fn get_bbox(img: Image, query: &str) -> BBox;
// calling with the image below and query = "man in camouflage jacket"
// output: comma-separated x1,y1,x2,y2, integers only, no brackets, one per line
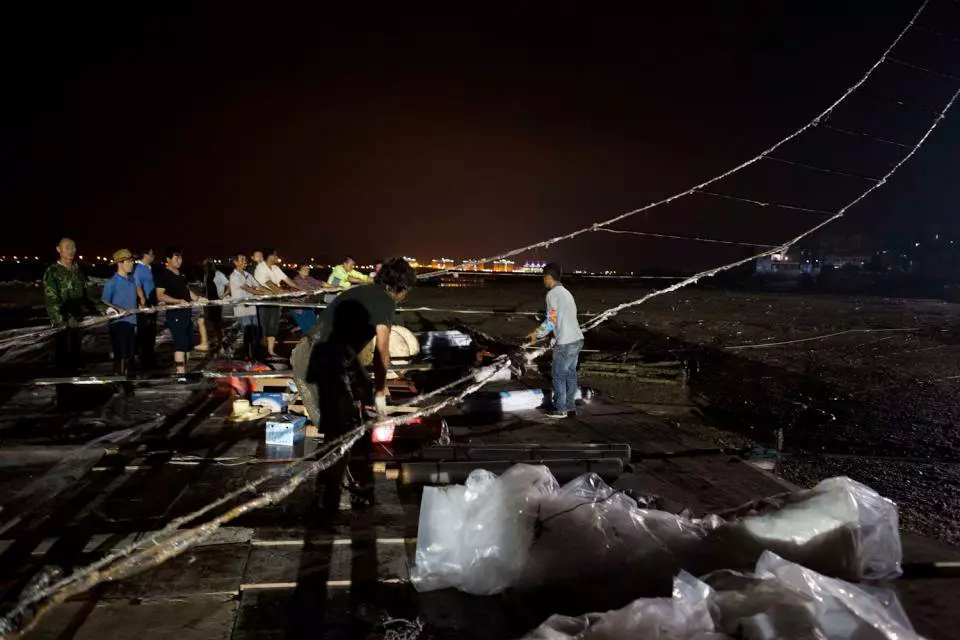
43,238,107,374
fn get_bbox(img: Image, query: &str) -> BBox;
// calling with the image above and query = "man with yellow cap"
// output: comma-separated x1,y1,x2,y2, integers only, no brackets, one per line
101,249,139,381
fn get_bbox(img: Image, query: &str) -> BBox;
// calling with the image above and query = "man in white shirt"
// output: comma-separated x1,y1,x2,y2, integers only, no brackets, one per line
229,253,268,360
254,248,302,358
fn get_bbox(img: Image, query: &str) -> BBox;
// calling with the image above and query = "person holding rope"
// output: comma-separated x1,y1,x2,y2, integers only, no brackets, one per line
527,262,584,419
133,246,158,369
43,238,110,407
291,264,337,334
229,253,270,361
197,258,230,353
292,257,416,510
254,248,302,360
155,246,206,377
324,255,369,303
101,249,139,387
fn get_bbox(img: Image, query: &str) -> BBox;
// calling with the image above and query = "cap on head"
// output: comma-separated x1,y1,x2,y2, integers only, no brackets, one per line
112,248,133,263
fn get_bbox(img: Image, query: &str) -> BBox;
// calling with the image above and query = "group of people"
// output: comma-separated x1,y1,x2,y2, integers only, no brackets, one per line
42,238,385,379
42,237,585,507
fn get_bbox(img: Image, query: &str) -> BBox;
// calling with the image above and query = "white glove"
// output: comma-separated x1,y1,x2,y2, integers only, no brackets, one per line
104,307,119,318
374,393,388,417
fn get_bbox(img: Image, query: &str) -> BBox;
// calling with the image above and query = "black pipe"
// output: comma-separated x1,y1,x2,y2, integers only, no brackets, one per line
417,444,631,462
399,458,624,485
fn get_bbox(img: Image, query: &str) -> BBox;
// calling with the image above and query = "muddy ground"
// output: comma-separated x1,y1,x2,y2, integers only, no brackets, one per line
3,278,959,544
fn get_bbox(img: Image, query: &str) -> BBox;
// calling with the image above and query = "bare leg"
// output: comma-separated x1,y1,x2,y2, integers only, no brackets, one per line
196,318,210,351
174,351,187,374
266,336,277,356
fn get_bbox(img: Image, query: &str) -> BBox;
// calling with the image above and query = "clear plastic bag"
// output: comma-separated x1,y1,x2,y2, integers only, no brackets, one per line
710,476,902,581
520,552,922,640
521,572,722,640
705,551,921,640
411,466,903,603
410,463,558,594
518,473,713,601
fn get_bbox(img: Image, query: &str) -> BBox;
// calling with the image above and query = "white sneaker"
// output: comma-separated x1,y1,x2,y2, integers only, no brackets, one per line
544,411,568,419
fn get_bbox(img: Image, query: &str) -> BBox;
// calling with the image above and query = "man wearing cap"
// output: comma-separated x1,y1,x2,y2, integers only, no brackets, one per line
102,249,139,382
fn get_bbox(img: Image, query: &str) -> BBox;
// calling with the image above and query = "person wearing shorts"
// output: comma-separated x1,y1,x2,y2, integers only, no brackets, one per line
254,248,301,359
155,246,206,375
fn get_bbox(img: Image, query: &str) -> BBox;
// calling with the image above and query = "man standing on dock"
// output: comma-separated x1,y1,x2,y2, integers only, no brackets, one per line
528,262,584,419
254,248,302,359
134,246,158,369
292,258,416,510
43,238,109,407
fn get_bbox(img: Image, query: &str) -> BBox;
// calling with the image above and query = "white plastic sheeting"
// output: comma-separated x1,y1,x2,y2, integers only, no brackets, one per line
409,464,558,595
410,465,902,599
520,551,923,640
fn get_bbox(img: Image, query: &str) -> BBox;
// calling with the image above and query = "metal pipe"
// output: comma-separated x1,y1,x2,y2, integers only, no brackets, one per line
417,444,631,462
399,458,624,485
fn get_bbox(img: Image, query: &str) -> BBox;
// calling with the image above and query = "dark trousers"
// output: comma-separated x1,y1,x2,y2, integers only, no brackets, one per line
311,345,374,510
238,315,261,360
55,324,82,409
55,325,82,372
109,322,137,362
136,312,157,368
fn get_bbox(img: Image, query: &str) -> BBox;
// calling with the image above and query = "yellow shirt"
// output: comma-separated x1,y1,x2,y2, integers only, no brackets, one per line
327,264,368,291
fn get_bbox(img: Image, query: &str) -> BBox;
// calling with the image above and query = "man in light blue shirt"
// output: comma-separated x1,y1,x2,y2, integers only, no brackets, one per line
528,262,584,419
133,246,157,368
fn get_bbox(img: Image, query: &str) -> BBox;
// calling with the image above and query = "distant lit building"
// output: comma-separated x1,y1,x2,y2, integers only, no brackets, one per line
491,259,515,273
429,258,456,270
516,261,545,273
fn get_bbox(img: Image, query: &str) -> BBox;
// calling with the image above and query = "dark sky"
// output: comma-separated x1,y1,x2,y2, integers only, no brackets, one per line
2,1,958,272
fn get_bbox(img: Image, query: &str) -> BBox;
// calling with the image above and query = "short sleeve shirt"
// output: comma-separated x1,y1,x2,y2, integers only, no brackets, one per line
327,264,368,290
229,269,258,318
101,273,138,325
155,267,191,302
134,262,156,302
315,284,396,354
255,262,286,287
213,270,229,297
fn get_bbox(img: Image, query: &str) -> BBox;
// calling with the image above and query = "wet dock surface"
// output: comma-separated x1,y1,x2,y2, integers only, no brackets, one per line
0,329,958,638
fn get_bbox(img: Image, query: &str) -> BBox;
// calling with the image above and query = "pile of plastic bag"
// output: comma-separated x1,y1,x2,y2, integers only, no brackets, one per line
410,464,902,601
521,551,923,640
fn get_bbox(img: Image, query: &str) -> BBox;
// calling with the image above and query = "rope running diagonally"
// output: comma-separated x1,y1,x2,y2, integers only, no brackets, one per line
415,0,933,280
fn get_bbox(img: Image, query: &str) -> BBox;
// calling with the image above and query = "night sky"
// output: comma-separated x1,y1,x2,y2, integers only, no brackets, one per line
2,1,958,272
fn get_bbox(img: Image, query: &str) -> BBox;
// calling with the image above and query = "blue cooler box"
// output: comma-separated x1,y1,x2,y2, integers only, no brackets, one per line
265,414,308,446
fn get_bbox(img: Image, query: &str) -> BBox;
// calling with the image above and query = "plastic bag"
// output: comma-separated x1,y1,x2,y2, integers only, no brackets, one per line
710,476,902,581
519,473,902,603
410,463,558,594
520,552,921,640
411,465,903,603
521,572,722,640
705,551,921,640
518,473,713,602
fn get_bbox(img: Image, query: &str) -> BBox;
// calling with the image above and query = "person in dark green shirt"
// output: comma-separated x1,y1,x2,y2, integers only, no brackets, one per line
292,257,415,511
43,238,108,374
